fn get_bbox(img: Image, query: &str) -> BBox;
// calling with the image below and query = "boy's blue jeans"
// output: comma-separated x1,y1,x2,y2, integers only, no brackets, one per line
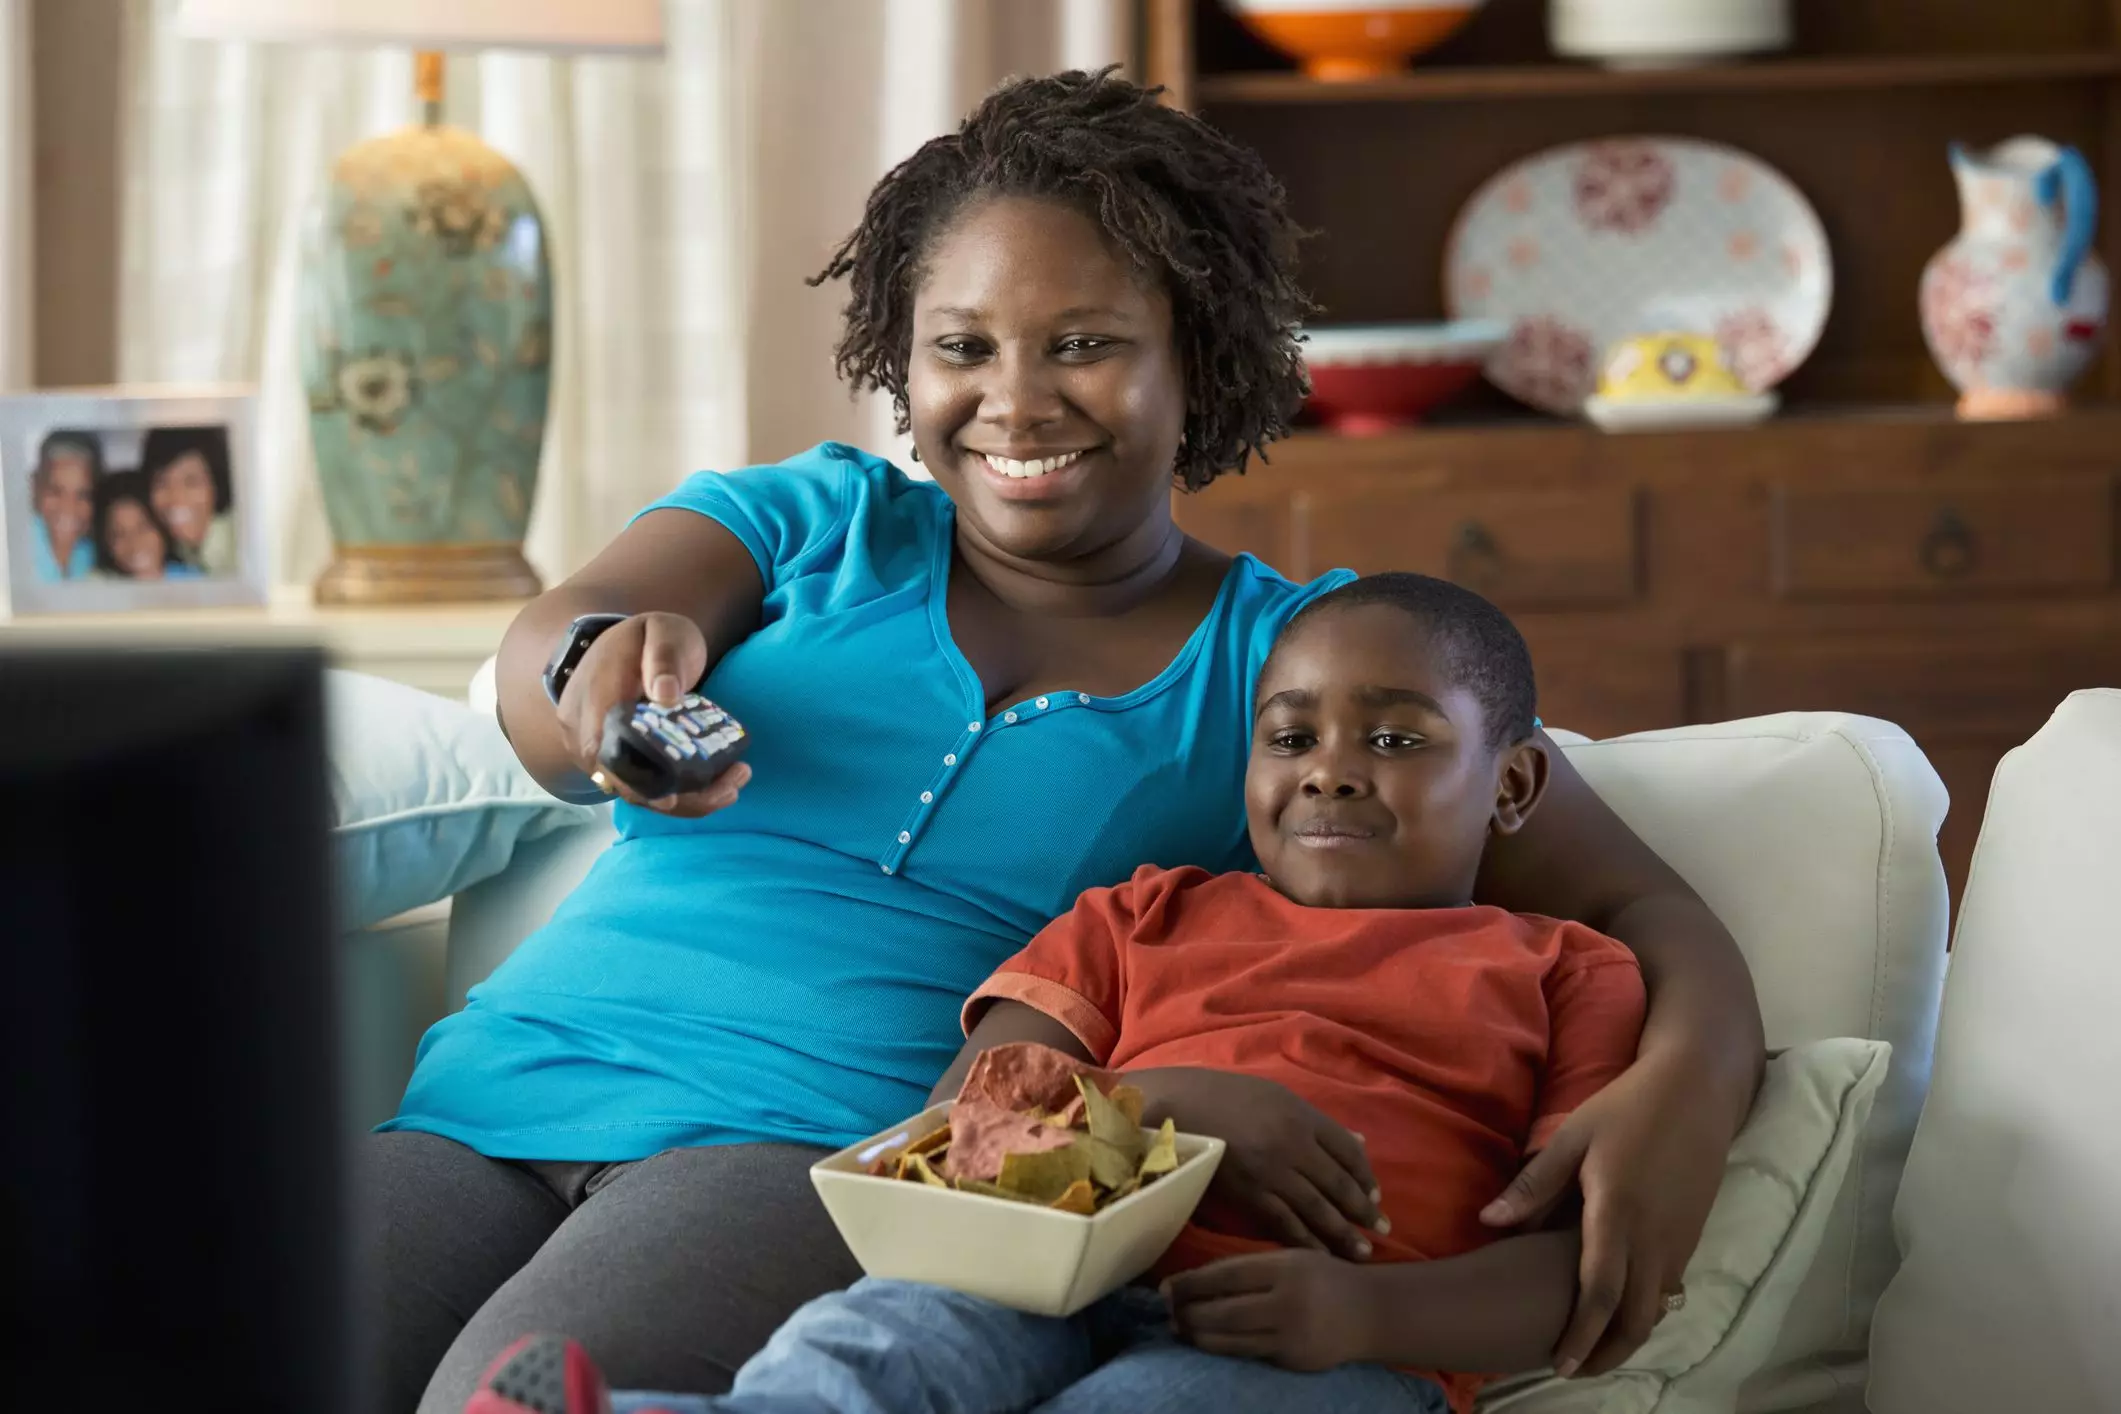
609,1276,1451,1414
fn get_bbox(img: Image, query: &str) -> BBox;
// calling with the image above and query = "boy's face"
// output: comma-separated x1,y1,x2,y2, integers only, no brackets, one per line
1246,603,1544,910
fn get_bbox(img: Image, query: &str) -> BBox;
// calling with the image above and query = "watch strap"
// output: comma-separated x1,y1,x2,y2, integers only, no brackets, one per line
542,613,630,706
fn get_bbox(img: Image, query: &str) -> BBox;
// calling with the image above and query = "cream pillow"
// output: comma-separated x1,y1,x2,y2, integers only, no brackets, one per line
1477,1038,1891,1414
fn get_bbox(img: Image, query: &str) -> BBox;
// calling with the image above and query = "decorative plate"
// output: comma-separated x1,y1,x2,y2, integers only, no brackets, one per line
1444,136,1833,416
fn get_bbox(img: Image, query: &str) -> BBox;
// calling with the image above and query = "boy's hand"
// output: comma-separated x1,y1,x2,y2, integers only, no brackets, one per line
1128,1068,1384,1259
1165,1249,1371,1372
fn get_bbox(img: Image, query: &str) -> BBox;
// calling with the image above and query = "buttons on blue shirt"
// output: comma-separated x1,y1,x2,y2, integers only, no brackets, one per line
1004,711,1018,723
921,791,933,803
944,753,956,766
968,721,980,732
898,831,911,844
1035,696,1049,709
1078,693,1090,704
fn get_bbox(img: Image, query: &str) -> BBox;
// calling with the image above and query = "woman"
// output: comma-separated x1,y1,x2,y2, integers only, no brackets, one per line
373,71,1763,1414
29,431,102,582
140,425,237,575
92,471,200,581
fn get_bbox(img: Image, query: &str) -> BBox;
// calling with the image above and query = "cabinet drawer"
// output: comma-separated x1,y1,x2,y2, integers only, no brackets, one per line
1517,630,1684,741
1771,482,2114,599
1301,488,1642,608
1720,636,2121,739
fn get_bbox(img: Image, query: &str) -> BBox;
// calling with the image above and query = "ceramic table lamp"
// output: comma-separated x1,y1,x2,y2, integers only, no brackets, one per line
175,0,664,603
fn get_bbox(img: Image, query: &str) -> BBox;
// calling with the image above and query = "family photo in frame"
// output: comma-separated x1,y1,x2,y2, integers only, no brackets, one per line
0,387,267,616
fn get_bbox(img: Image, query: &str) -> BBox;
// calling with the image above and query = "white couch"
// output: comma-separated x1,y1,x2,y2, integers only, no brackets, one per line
395,699,1948,1413
1868,689,2121,1414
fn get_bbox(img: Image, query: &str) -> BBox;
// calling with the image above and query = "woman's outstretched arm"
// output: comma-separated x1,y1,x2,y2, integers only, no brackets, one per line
495,510,765,804
1473,733,1765,1375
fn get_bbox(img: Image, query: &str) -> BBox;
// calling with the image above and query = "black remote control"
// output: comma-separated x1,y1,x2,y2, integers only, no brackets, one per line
598,693,749,799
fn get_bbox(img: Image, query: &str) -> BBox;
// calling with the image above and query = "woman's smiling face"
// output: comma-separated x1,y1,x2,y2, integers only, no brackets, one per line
907,195,1187,565
150,450,217,549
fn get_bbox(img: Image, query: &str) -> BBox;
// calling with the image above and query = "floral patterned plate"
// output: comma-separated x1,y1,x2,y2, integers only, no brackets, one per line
1444,136,1833,416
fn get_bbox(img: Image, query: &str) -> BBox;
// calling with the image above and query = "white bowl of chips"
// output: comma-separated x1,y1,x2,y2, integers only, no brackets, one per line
810,1045,1225,1317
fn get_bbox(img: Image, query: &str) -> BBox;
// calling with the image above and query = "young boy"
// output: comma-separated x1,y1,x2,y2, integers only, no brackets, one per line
475,572,1647,1414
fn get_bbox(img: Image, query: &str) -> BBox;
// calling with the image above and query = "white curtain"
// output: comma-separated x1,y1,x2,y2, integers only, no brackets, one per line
117,0,1129,592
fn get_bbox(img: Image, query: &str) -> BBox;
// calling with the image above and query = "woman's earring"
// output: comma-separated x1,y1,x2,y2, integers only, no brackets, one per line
910,445,922,464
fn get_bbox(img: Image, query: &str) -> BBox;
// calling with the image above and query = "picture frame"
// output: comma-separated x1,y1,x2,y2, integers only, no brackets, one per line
0,386,268,616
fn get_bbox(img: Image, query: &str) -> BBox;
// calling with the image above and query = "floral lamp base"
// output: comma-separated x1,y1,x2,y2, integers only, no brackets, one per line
303,121,553,605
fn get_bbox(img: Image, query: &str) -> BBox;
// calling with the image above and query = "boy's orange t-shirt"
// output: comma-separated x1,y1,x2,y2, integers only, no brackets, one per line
962,863,1647,1412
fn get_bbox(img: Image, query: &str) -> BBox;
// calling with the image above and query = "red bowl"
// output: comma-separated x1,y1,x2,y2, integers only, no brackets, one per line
1301,321,1507,435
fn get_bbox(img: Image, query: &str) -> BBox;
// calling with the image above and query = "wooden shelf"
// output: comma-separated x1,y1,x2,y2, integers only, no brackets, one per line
1251,402,2121,477
1195,52,2121,106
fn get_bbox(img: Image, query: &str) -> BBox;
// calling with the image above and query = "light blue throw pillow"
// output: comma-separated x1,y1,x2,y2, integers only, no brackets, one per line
327,670,609,931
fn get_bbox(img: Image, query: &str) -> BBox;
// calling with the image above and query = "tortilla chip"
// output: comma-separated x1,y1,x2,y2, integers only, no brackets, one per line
904,1123,952,1158
905,1151,950,1188
1076,1074,1146,1168
1081,1134,1138,1191
1107,1176,1143,1204
959,1042,1122,1116
1110,1084,1146,1128
998,1140,1095,1203
941,1096,1078,1183
953,1175,1035,1204
1048,1178,1098,1215
1139,1118,1179,1178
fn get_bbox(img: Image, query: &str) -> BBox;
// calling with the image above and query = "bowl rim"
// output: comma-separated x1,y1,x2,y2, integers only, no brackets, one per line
1224,0,1484,13
814,1104,1227,1226
1301,318,1510,365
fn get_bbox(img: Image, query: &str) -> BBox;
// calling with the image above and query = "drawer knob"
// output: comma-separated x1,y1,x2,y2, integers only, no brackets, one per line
1447,520,1503,585
1919,509,1977,580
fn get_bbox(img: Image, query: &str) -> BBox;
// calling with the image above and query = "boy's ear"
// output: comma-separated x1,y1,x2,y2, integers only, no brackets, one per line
1489,736,1550,838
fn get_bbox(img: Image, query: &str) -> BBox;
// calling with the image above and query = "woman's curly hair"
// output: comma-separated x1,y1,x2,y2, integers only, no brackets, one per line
811,67,1313,492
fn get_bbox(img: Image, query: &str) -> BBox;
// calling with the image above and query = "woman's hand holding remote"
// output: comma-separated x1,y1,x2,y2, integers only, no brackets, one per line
557,611,752,817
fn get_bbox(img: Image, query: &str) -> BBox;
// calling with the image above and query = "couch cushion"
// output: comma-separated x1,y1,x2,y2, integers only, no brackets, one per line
1480,1038,1891,1414
1553,715,1948,1413
328,670,608,931
1866,689,2121,1414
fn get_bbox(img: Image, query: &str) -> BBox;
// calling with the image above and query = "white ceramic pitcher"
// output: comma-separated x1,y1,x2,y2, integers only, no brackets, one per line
1919,136,2108,419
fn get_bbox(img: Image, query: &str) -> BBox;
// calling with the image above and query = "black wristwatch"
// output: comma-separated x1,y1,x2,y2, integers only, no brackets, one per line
542,613,630,706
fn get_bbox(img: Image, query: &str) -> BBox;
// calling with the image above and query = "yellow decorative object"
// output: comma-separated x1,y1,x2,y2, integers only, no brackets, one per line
1584,332,1779,432
1597,332,1749,401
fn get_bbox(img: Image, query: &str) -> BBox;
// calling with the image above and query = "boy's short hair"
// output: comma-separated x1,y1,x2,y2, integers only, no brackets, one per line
1270,573,1539,750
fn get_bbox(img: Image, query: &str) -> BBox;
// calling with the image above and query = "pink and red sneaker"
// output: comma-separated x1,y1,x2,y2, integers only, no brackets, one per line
464,1335,613,1414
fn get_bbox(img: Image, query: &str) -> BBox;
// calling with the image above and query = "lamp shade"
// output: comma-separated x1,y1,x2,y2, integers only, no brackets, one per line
174,0,663,54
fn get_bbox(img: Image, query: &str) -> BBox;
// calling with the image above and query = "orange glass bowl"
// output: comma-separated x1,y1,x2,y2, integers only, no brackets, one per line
1224,0,1487,81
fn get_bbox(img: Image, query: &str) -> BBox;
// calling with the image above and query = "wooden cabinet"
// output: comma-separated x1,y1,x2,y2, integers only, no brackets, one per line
1178,410,2121,905
1146,0,2121,907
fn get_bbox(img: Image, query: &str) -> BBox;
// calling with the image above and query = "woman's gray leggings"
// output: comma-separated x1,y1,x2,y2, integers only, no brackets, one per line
362,1130,863,1414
